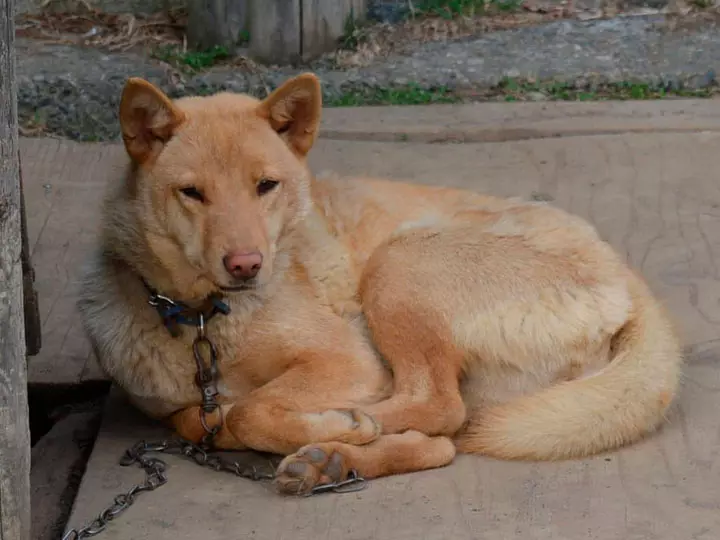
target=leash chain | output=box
[62,295,366,540]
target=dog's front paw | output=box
[275,444,351,496]
[333,409,381,445]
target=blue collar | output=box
[142,279,231,337]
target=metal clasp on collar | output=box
[146,286,231,337]
[197,312,206,339]
[147,292,177,308]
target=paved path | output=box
[22,101,720,539]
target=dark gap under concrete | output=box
[29,380,111,446]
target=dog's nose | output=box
[223,251,263,280]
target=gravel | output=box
[16,15,720,142]
[368,0,410,23]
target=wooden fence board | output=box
[0,0,32,538]
[249,0,301,65]
[302,0,366,59]
[248,0,366,64]
[187,0,248,51]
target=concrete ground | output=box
[21,101,720,539]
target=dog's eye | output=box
[257,178,279,196]
[179,187,205,203]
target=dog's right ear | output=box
[119,78,186,164]
[257,73,322,157]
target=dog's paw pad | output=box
[275,445,349,496]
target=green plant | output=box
[493,0,523,11]
[495,77,716,101]
[411,0,528,18]
[327,84,460,106]
[153,45,230,72]
[413,0,487,18]
[238,29,250,45]
[339,9,370,50]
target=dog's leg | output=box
[170,404,247,450]
[274,431,456,496]
[173,358,388,455]
[173,295,393,455]
[174,395,381,456]
[358,315,467,437]
[358,210,639,446]
[226,395,382,455]
[358,232,471,437]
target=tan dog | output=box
[77,73,683,495]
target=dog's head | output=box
[113,73,322,302]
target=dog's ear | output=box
[119,78,186,164]
[258,73,322,157]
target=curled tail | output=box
[455,276,684,461]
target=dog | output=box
[77,72,683,495]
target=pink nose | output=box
[223,251,263,280]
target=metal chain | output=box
[62,311,367,540]
[192,313,224,446]
[60,441,170,540]
[61,438,279,540]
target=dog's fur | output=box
[77,73,683,495]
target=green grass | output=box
[152,45,231,72]
[689,0,713,7]
[327,85,461,106]
[325,78,718,108]
[495,78,716,101]
[413,0,523,18]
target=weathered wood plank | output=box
[244,0,366,64]
[19,150,41,357]
[19,138,121,385]
[0,1,31,539]
[302,0,367,60]
[186,0,248,51]
[248,0,301,65]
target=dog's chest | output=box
[294,218,361,314]
[131,307,258,416]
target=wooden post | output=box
[187,0,248,51]
[249,0,367,65]
[248,0,302,65]
[19,151,41,357]
[302,0,367,60]
[0,1,32,540]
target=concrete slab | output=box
[29,98,720,385]
[31,410,101,540]
[56,104,720,539]
[319,99,720,143]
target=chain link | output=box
[61,438,279,540]
[62,308,368,539]
[191,315,224,446]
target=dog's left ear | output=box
[258,73,322,157]
[119,78,186,164]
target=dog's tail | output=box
[454,275,683,461]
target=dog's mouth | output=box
[217,283,257,293]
